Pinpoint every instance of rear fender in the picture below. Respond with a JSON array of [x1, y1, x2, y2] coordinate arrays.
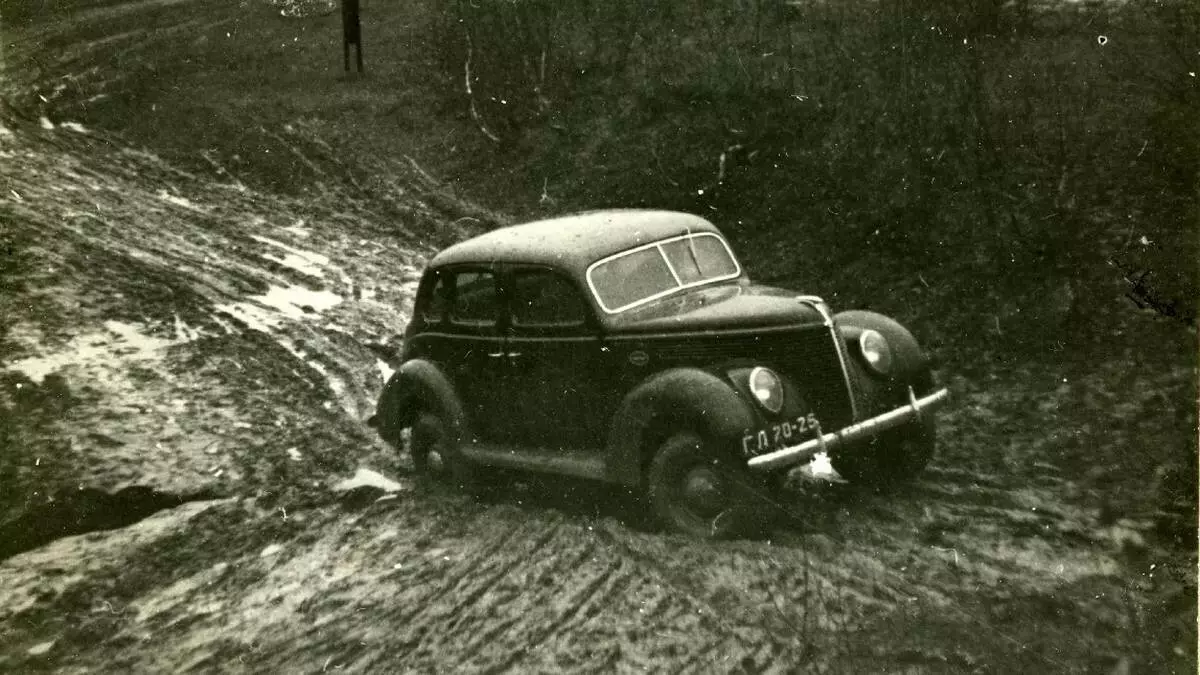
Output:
[[375, 359, 469, 446], [604, 368, 758, 487]]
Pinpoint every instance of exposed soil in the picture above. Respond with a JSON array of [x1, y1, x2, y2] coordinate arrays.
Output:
[[0, 1, 1195, 673]]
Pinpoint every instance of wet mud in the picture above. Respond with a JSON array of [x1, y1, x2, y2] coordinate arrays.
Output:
[[0, 2, 1195, 672]]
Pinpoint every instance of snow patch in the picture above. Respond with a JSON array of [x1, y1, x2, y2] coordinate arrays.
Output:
[[377, 359, 395, 384], [5, 320, 197, 384], [255, 284, 342, 319], [217, 284, 343, 331], [796, 452, 845, 483], [262, 252, 325, 277], [332, 468, 404, 494], [156, 190, 203, 211], [38, 116, 55, 130], [61, 122, 89, 134], [283, 220, 311, 238], [302, 357, 346, 399], [172, 314, 204, 342], [214, 300, 282, 333], [250, 234, 330, 277]]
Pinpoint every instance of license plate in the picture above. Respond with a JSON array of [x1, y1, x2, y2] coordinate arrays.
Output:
[[741, 413, 819, 457]]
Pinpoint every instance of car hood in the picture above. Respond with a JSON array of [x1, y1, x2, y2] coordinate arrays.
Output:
[[605, 283, 827, 333]]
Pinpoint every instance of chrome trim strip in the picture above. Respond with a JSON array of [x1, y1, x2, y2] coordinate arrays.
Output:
[[585, 232, 743, 314], [795, 295, 859, 420], [794, 295, 831, 326], [604, 322, 816, 342], [746, 387, 950, 472]]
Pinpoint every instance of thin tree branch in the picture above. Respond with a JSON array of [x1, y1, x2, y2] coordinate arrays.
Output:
[[464, 32, 501, 144]]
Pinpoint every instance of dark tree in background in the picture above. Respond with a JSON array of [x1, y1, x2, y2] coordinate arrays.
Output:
[[343, 0, 363, 73], [437, 0, 1196, 345]]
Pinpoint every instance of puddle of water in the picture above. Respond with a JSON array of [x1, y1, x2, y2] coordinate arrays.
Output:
[[5, 320, 196, 383]]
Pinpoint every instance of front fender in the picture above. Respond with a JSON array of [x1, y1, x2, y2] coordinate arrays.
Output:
[[835, 310, 932, 388], [375, 359, 469, 446], [604, 368, 758, 487]]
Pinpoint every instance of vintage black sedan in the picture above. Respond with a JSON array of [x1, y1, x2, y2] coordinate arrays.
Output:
[[370, 210, 949, 537]]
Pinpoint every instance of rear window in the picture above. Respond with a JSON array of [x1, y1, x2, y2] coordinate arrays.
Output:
[[586, 233, 741, 313], [450, 271, 498, 326]]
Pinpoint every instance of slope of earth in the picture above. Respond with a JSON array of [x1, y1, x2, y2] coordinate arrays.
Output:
[[0, 1, 1195, 673]]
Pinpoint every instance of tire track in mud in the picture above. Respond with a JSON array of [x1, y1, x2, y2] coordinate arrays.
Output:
[[1, 113, 1177, 672], [0, 105, 485, 563]]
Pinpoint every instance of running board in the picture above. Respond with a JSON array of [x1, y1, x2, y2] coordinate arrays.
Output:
[[460, 444, 609, 482]]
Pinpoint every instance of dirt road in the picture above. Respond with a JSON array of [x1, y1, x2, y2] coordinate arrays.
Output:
[[1, 2, 1194, 672]]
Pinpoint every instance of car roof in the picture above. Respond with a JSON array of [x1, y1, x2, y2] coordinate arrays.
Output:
[[429, 209, 724, 272]]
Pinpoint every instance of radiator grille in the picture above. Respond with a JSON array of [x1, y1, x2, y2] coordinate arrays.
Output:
[[650, 326, 856, 429]]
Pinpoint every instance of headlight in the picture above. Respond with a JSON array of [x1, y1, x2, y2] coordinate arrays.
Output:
[[748, 367, 784, 414], [858, 329, 893, 376]]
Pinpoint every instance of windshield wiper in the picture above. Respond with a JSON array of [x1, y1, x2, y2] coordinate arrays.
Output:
[[685, 229, 706, 278]]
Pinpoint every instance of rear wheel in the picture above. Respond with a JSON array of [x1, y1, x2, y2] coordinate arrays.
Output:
[[647, 432, 763, 539], [831, 417, 935, 487], [410, 410, 476, 490]]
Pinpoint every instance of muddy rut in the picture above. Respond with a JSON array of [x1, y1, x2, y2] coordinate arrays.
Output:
[[1, 3, 1195, 673]]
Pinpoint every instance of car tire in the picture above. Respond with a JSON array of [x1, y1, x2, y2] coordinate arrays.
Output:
[[410, 410, 476, 490], [831, 417, 936, 488], [647, 431, 763, 539]]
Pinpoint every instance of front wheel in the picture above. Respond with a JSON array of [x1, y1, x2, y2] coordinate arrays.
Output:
[[646, 432, 762, 539], [830, 417, 936, 488]]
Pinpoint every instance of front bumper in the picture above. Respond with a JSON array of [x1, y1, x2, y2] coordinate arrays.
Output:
[[746, 386, 950, 472]]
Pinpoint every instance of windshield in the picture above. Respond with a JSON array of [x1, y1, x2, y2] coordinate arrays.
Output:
[[586, 232, 742, 313]]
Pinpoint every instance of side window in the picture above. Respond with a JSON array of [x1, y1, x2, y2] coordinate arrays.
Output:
[[449, 270, 498, 327], [511, 270, 587, 328]]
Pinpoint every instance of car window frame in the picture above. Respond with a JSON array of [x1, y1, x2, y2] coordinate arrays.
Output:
[[503, 264, 596, 337], [584, 232, 743, 314], [415, 268, 450, 328], [419, 264, 503, 335]]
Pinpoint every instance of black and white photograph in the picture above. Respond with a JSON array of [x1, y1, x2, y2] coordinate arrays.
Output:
[[0, 0, 1196, 671]]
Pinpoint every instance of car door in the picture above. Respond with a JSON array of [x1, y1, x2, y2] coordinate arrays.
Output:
[[415, 265, 513, 444], [503, 266, 607, 450]]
